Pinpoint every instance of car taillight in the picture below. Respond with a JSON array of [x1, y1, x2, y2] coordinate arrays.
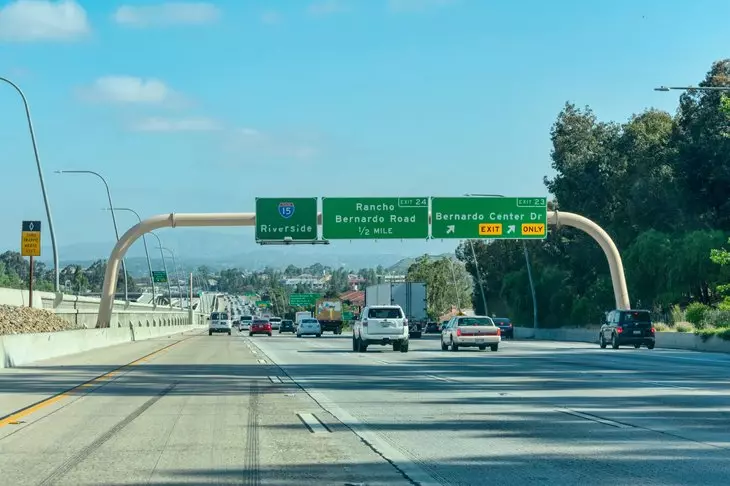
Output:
[[456, 328, 461, 336], [497, 328, 501, 335], [650, 327, 656, 334], [508, 323, 513, 327], [403, 319, 408, 327], [616, 327, 623, 333], [362, 318, 368, 327]]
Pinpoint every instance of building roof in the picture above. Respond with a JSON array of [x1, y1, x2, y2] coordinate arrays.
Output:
[[339, 290, 365, 306]]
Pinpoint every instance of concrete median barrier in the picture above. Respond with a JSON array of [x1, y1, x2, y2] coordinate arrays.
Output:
[[0, 321, 206, 369], [514, 326, 730, 353]]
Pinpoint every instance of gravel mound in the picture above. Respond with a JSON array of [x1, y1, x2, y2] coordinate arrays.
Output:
[[0, 305, 83, 336]]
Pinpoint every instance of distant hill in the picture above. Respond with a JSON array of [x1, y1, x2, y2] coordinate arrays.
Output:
[[386, 253, 455, 274]]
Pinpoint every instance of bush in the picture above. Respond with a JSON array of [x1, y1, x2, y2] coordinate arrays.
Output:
[[670, 304, 684, 325], [654, 322, 672, 332], [685, 302, 710, 327], [695, 327, 730, 341], [718, 298, 730, 312], [702, 309, 730, 328], [676, 323, 693, 333]]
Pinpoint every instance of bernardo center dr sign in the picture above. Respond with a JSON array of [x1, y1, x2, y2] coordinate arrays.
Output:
[[430, 197, 548, 239]]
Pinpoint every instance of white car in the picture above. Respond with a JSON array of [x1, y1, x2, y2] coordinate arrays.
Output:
[[297, 318, 322, 338], [441, 315, 501, 351], [209, 312, 232, 336], [352, 305, 409, 353], [269, 317, 282, 330], [239, 315, 253, 332]]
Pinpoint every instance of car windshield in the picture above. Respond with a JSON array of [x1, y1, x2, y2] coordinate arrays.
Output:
[[282, 320, 292, 325], [253, 320, 267, 325], [211, 313, 228, 320], [457, 317, 495, 326], [242, 316, 252, 321], [301, 319, 318, 324], [368, 308, 403, 319], [270, 317, 282, 322]]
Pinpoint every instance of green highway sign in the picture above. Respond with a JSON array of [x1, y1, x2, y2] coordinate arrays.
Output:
[[431, 197, 548, 239], [255, 197, 318, 242], [255, 300, 271, 308], [322, 197, 429, 239], [343, 311, 355, 321], [289, 293, 321, 306], [152, 271, 168, 283]]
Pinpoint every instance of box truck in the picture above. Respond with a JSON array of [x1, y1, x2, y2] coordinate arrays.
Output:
[[364, 283, 427, 338], [315, 299, 344, 334]]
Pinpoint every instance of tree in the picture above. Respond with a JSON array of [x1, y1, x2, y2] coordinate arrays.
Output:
[[406, 255, 472, 320]]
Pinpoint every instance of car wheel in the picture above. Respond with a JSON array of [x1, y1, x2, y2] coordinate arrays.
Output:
[[400, 341, 409, 353], [490, 343, 499, 352], [228, 331, 231, 336], [634, 343, 641, 349], [599, 333, 607, 348], [478, 345, 486, 351], [450, 339, 458, 352], [297, 334, 302, 338], [316, 333, 321, 338], [612, 334, 620, 349], [393, 341, 402, 352], [441, 340, 448, 351], [268, 332, 272, 337], [209, 331, 212, 336], [647, 342, 655, 349], [358, 337, 368, 352], [352, 337, 358, 351], [249, 332, 253, 337]]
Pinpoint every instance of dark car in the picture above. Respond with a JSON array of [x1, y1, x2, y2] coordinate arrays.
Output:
[[493, 318, 514, 339], [600, 309, 655, 349], [425, 321, 440, 334], [250, 319, 272, 337], [279, 319, 295, 334]]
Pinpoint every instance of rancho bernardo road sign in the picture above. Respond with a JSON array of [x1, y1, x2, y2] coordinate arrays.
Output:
[[321, 197, 429, 239]]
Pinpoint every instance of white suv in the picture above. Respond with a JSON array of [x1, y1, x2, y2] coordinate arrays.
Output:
[[352, 305, 409, 353]]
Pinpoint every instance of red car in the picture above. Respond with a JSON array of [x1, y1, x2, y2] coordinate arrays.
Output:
[[250, 319, 272, 337]]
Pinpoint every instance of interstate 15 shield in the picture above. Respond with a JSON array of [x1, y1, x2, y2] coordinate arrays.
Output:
[[278, 202, 295, 219]]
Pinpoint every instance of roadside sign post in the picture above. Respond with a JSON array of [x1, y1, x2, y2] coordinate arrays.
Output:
[[255, 198, 318, 242], [21, 221, 41, 308], [322, 197, 429, 239], [430, 197, 548, 239]]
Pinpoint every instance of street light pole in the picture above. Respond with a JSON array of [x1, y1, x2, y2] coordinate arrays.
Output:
[[159, 246, 184, 310], [105, 207, 156, 306], [148, 232, 173, 308], [1, 76, 60, 291], [464, 193, 539, 328], [56, 170, 129, 302]]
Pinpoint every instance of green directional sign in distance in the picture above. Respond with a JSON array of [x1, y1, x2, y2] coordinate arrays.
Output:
[[289, 293, 321, 306], [255, 197, 318, 242], [431, 197, 548, 239], [322, 197, 429, 239], [343, 311, 355, 321], [152, 271, 168, 283], [255, 300, 271, 308]]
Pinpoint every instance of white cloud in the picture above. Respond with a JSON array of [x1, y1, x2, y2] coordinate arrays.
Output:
[[226, 127, 321, 160], [308, 0, 349, 16], [260, 10, 282, 25], [131, 116, 222, 132], [81, 76, 173, 104], [113, 2, 220, 27], [387, 0, 456, 13], [0, 0, 90, 42]]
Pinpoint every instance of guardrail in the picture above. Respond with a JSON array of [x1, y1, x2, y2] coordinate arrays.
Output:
[[0, 287, 210, 329], [514, 327, 730, 354]]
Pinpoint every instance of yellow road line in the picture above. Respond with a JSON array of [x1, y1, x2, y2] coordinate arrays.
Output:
[[0, 337, 187, 428]]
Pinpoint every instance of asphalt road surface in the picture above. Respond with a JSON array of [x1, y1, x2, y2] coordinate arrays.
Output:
[[2, 330, 730, 485]]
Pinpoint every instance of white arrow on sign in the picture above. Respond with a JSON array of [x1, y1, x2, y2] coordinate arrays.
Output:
[[446, 225, 455, 234], [508, 225, 516, 234]]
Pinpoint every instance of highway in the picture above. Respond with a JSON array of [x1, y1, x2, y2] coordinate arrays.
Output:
[[1, 332, 730, 485]]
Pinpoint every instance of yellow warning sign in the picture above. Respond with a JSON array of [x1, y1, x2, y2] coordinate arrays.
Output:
[[478, 223, 502, 236], [21, 231, 41, 257], [521, 223, 545, 236]]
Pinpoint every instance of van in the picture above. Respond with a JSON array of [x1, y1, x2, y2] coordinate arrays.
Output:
[[209, 312, 232, 336]]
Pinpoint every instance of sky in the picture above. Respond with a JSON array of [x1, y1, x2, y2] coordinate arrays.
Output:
[[1, 0, 730, 263]]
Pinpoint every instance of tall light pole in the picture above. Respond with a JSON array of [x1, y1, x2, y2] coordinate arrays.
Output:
[[55, 170, 129, 301], [464, 193, 539, 328], [1, 76, 60, 291], [158, 246, 184, 310], [105, 207, 156, 306], [148, 232, 173, 308]]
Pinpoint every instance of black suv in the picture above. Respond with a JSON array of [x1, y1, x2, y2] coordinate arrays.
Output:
[[600, 309, 655, 349], [279, 319, 296, 334]]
